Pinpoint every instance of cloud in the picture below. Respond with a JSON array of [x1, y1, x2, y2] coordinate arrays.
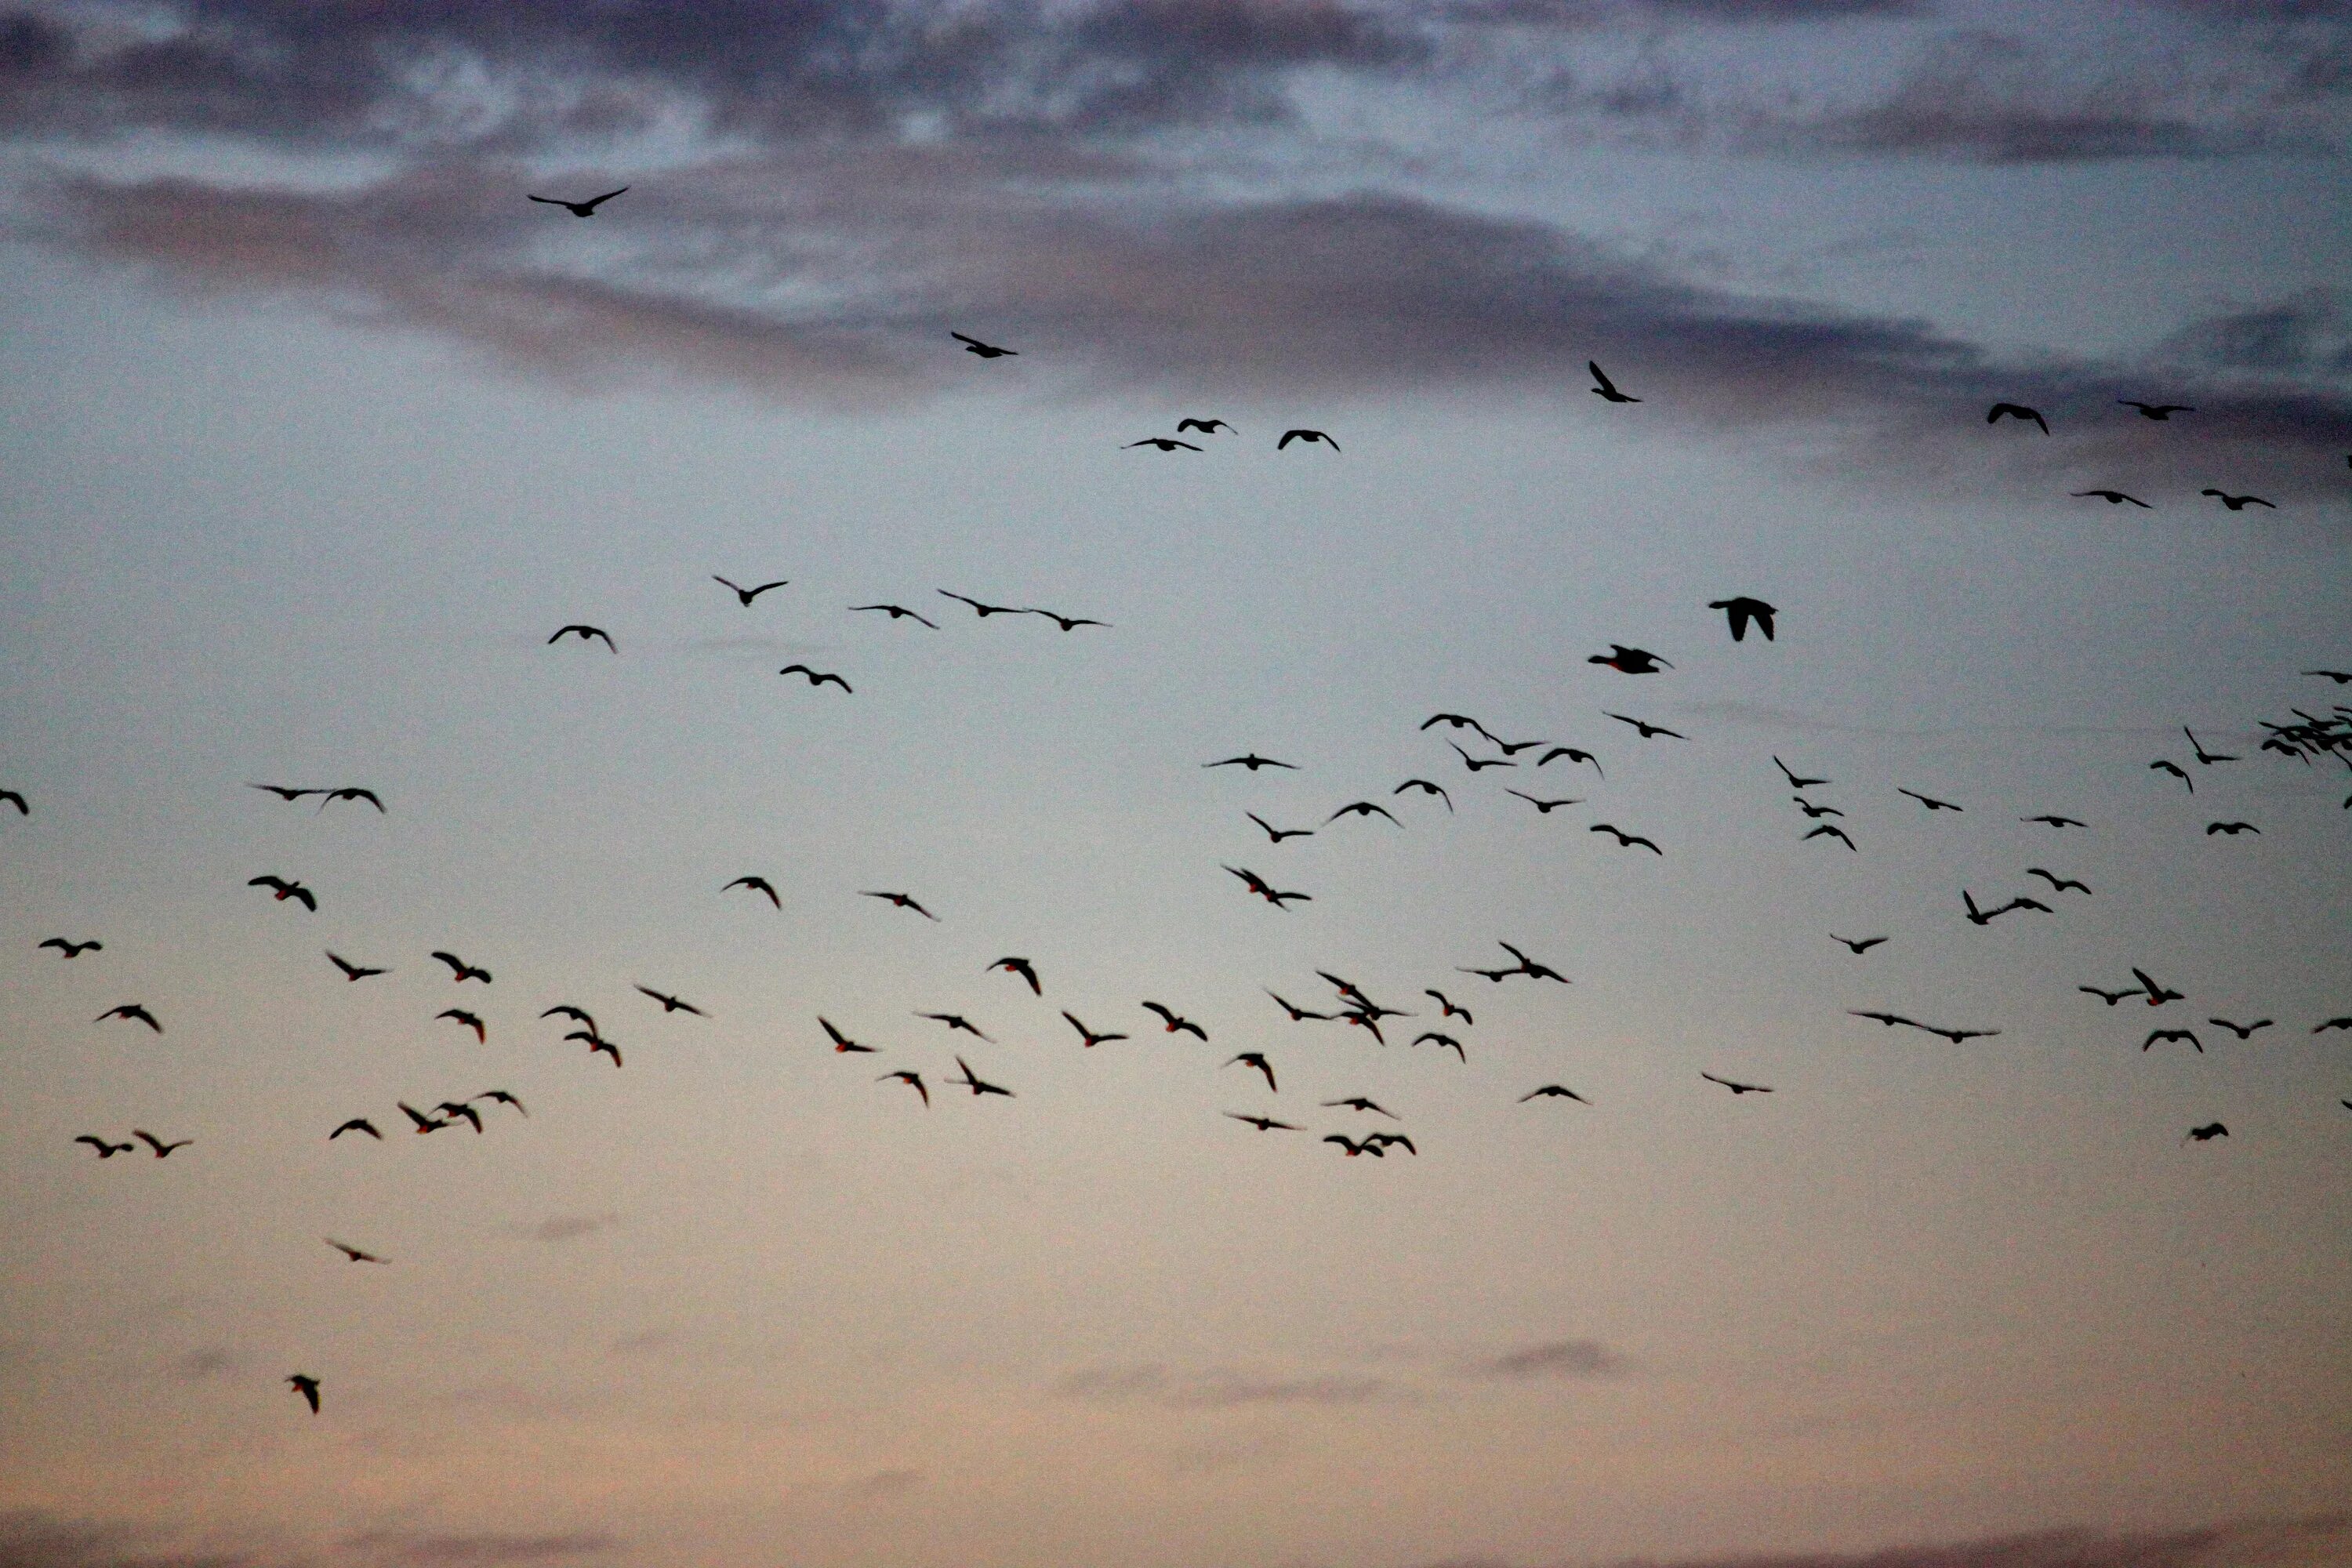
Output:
[[339, 1533, 612, 1567], [169, 1346, 236, 1381], [0, 1513, 272, 1568], [841, 1468, 923, 1499], [1440, 1512, 2352, 1568], [1055, 1362, 1401, 1407], [1463, 1338, 1628, 1380], [510, 1212, 619, 1243]]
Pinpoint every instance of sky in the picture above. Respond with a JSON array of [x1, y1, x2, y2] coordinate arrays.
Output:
[[2, 2, 2350, 1566]]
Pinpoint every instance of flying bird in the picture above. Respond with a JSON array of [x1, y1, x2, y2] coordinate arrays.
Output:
[[1142, 1003, 1207, 1040], [1506, 788, 1584, 814], [1226, 1053, 1277, 1091], [778, 665, 852, 691], [1412, 1031, 1466, 1062], [1962, 890, 2050, 924], [713, 575, 789, 605], [1227, 1112, 1298, 1131], [1805, 823, 1857, 850], [248, 784, 318, 801], [96, 1004, 161, 1033], [1176, 419, 1236, 435], [946, 1056, 1014, 1097], [1775, 757, 1828, 789], [74, 1135, 135, 1158], [1125, 437, 1201, 452], [1448, 741, 1515, 772], [917, 1011, 990, 1041], [2118, 400, 2192, 419], [2207, 1018, 2271, 1040], [726, 875, 781, 909], [248, 875, 317, 910], [1323, 1097, 1399, 1119], [819, 1018, 875, 1054], [1987, 401, 2048, 433], [397, 1102, 448, 1133], [431, 951, 491, 983], [477, 1090, 527, 1117], [1495, 940, 1570, 984], [1794, 799, 1844, 818], [1830, 935, 1888, 954], [2026, 869, 2090, 895], [1425, 989, 1472, 1024], [2183, 1123, 2229, 1142], [1266, 990, 1334, 1022], [1588, 823, 1661, 854], [1589, 645, 1670, 674], [635, 985, 707, 1017], [1534, 746, 1602, 776], [1924, 1025, 2001, 1044], [580, 1035, 622, 1067], [1587, 361, 1639, 403], [313, 786, 384, 814], [327, 952, 387, 981], [547, 624, 616, 652], [2070, 489, 2150, 507], [40, 938, 102, 957], [1062, 1011, 1128, 1049], [437, 1009, 486, 1043], [1896, 789, 1962, 812], [2183, 728, 2238, 764], [851, 603, 939, 627], [1326, 800, 1401, 826], [324, 1238, 388, 1265], [1849, 1010, 1922, 1029], [1709, 597, 1777, 642], [1519, 1083, 1590, 1105], [989, 956, 1041, 994], [2132, 969, 2185, 1006], [2022, 814, 2086, 828], [132, 1130, 191, 1156], [877, 1070, 929, 1105], [1247, 811, 1316, 842], [2149, 759, 2193, 791], [2205, 821, 2260, 837], [286, 1374, 321, 1414], [2144, 1029, 2204, 1053], [1323, 1134, 1385, 1157], [0, 786, 25, 815], [1364, 1131, 1417, 1156], [860, 890, 938, 920], [1700, 1073, 1773, 1094], [2201, 489, 2274, 510], [2313, 1018, 2352, 1034], [1606, 713, 1684, 740], [2303, 670, 2352, 684], [540, 1004, 597, 1028], [329, 1118, 382, 1141], [1276, 429, 1339, 451], [1421, 713, 1497, 739], [951, 331, 1017, 358], [1394, 778, 1453, 811], [1225, 865, 1311, 909], [1026, 608, 1109, 631], [1204, 753, 1298, 771], [936, 590, 1025, 618], [528, 187, 626, 216]]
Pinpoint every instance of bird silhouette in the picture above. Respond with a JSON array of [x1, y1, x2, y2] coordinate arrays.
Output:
[[1987, 402, 2048, 433], [0, 786, 25, 815], [2201, 489, 2274, 510], [314, 786, 385, 813], [2132, 969, 2185, 1005], [434, 1100, 483, 1134], [1805, 823, 1858, 850], [1589, 645, 1670, 674], [540, 1004, 597, 1028], [1027, 608, 1110, 631], [327, 952, 387, 981], [1142, 1003, 1207, 1040], [1125, 437, 1201, 452], [1412, 1031, 1466, 1062], [1227, 1112, 1299, 1131], [946, 1056, 1014, 1097], [1588, 361, 1639, 404], [1326, 800, 1401, 826], [1962, 890, 2049, 924], [397, 1102, 448, 1133], [635, 984, 707, 1017], [2118, 400, 2192, 419], [1062, 1011, 1128, 1049], [2312, 1018, 2352, 1034], [1506, 789, 1584, 814], [249, 875, 318, 910], [1276, 429, 1339, 451], [1535, 746, 1602, 776], [2149, 759, 2194, 791], [1225, 865, 1311, 909], [1205, 754, 1298, 771], [713, 575, 789, 605], [1323, 1134, 1385, 1157], [548, 624, 616, 652], [2304, 670, 2352, 684], [1794, 799, 1844, 818], [952, 331, 1016, 358], [917, 1011, 990, 1041], [1394, 778, 1453, 811], [1923, 1024, 2000, 1044], [2183, 1123, 2228, 1142], [1323, 1097, 1398, 1119], [1519, 1083, 1590, 1105], [2071, 489, 2150, 507], [96, 1004, 162, 1033], [1266, 990, 1334, 1022], [132, 1130, 191, 1156], [1849, 1010, 1923, 1029], [2207, 1018, 2271, 1040], [1700, 1073, 1773, 1094], [819, 1018, 875, 1054], [1425, 989, 1472, 1024], [2183, 728, 2238, 765], [329, 1118, 381, 1140], [1176, 419, 1236, 435], [1896, 789, 1962, 812], [431, 951, 492, 983], [528, 187, 626, 216], [286, 1374, 321, 1413], [936, 590, 1025, 617], [579, 1034, 623, 1067], [1247, 811, 1316, 842], [1588, 823, 1662, 854], [1422, 713, 1497, 739], [1606, 713, 1684, 740], [74, 1135, 135, 1158], [1226, 1053, 1277, 1091], [778, 664, 852, 691], [1709, 597, 1777, 642], [2026, 869, 2091, 895], [477, 1090, 526, 1117], [1831, 935, 1888, 953], [2205, 821, 2260, 837], [851, 603, 939, 627], [40, 938, 103, 957], [1497, 941, 1570, 984], [1447, 741, 1515, 772], [324, 1238, 388, 1265], [1365, 1131, 1417, 1155], [860, 890, 938, 920], [2144, 1029, 2204, 1053], [989, 956, 1041, 994], [2022, 814, 2086, 828], [726, 875, 781, 909], [437, 1009, 486, 1043], [248, 783, 318, 802], [877, 1070, 929, 1106], [1775, 757, 1829, 789]]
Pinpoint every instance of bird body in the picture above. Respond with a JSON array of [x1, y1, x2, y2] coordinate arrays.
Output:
[[132, 1130, 191, 1156], [1709, 597, 1777, 642], [635, 984, 708, 1017], [919, 1011, 991, 1041], [1276, 429, 1338, 451], [851, 603, 939, 627], [1606, 713, 1683, 740], [713, 575, 788, 605], [819, 1018, 875, 1054], [1588, 823, 1662, 854], [2184, 1123, 2228, 1142], [2144, 1029, 2203, 1053], [1831, 935, 1888, 953], [329, 1118, 381, 1141], [952, 331, 1016, 358], [548, 624, 616, 652], [1205, 754, 1297, 771], [2119, 400, 2191, 419], [2201, 489, 2274, 510], [327, 951, 387, 980], [325, 1238, 388, 1265], [1589, 645, 1670, 674], [1987, 401, 2049, 433], [1897, 788, 1962, 812], [437, 1009, 486, 1043], [249, 875, 318, 910], [778, 664, 852, 691], [1142, 1003, 1207, 1040], [74, 1134, 135, 1157], [1126, 437, 1202, 452], [286, 1374, 321, 1413], [860, 890, 938, 920], [1519, 1083, 1589, 1105], [948, 1056, 1013, 1097], [2071, 489, 2150, 507], [431, 951, 491, 983], [726, 875, 782, 909], [1227, 1053, 1277, 1091], [1225, 865, 1310, 908], [1227, 1112, 1298, 1131], [97, 1004, 162, 1033], [1805, 823, 1857, 850], [989, 956, 1041, 994], [1588, 361, 1639, 403], [878, 1071, 929, 1105], [314, 786, 384, 812], [1247, 811, 1315, 842], [1062, 1011, 1127, 1049], [1700, 1072, 1772, 1094]]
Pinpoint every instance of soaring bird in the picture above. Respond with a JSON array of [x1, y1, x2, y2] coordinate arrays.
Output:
[[2144, 1029, 2203, 1053], [1276, 429, 1339, 451], [1226, 1053, 1277, 1091], [2026, 869, 2091, 895], [437, 1009, 486, 1043], [860, 890, 938, 920], [329, 1118, 382, 1141], [1412, 1031, 1466, 1062], [1204, 754, 1298, 771], [1849, 1010, 1922, 1029], [397, 1102, 448, 1133], [2022, 814, 2087, 828], [878, 1070, 929, 1105], [1227, 1112, 1299, 1131], [2149, 759, 2194, 791], [1588, 361, 1639, 404], [1987, 402, 2048, 433], [2313, 1018, 2352, 1034], [1126, 437, 1201, 452], [249, 783, 318, 801], [635, 985, 707, 1017], [314, 786, 384, 813], [946, 1056, 1013, 1097], [324, 1238, 388, 1265], [1962, 890, 2050, 925], [2303, 669, 2352, 684], [477, 1090, 527, 1117], [1535, 746, 1602, 776], [580, 1035, 623, 1067], [74, 1135, 135, 1158], [1323, 1097, 1399, 1119], [2132, 969, 2185, 1006], [1425, 989, 1472, 1024], [726, 875, 782, 909], [2183, 1123, 2228, 1142], [1831, 935, 1888, 953], [1336, 1009, 1388, 1045], [540, 1004, 597, 1028], [1326, 800, 1401, 826], [327, 952, 387, 980], [431, 951, 492, 983], [1589, 645, 1670, 674], [2183, 728, 2239, 765], [1606, 713, 1684, 740], [1323, 1134, 1385, 1157], [2205, 821, 2260, 837], [1448, 741, 1516, 772], [713, 575, 789, 605], [819, 1018, 875, 1054], [1709, 597, 1777, 642], [1805, 823, 1857, 850], [1062, 1011, 1128, 1049], [528, 187, 626, 216], [1931, 1025, 2003, 1044], [2070, 489, 2150, 507], [1394, 778, 1453, 811], [1266, 990, 1334, 1022], [1225, 865, 1311, 909], [918, 1011, 990, 1041], [989, 956, 1041, 994], [1775, 757, 1828, 789], [248, 875, 318, 910], [1588, 823, 1662, 854], [952, 331, 1017, 358], [436, 1100, 485, 1133], [1506, 789, 1584, 814], [851, 603, 939, 627], [1896, 788, 1962, 812], [2118, 400, 2192, 419], [2207, 1018, 2272, 1040], [1794, 799, 1844, 818], [96, 1004, 161, 1033], [1364, 1131, 1417, 1156], [548, 624, 616, 652], [1422, 713, 1497, 739], [1026, 608, 1109, 631], [778, 665, 852, 691], [2201, 489, 2274, 510], [132, 1130, 191, 1156], [937, 590, 1025, 618], [286, 1374, 321, 1413], [1142, 1003, 1207, 1040], [1177, 419, 1236, 435], [1700, 1072, 1773, 1094], [1519, 1084, 1590, 1105], [40, 938, 102, 957], [1247, 811, 1316, 843]]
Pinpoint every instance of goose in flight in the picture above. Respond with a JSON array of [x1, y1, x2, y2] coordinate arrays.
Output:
[[0, 786, 24, 815], [1606, 713, 1683, 740], [1497, 940, 1571, 984], [528, 187, 627, 216], [2183, 728, 2238, 765], [2303, 669, 2352, 684], [2201, 489, 2274, 510], [477, 1090, 526, 1117], [1226, 1053, 1277, 1091], [635, 984, 707, 1016], [1412, 1031, 1466, 1061], [1589, 645, 1670, 674], [1206, 753, 1298, 771], [1896, 789, 1962, 812], [2205, 821, 2259, 836], [1142, 1003, 1207, 1040], [877, 1070, 929, 1105], [2183, 1122, 2228, 1142], [2206, 1017, 2271, 1040], [1708, 597, 1777, 642], [1062, 1011, 1128, 1049], [327, 952, 387, 981], [989, 956, 1040, 994], [286, 1374, 321, 1413], [249, 783, 318, 801], [1794, 799, 1843, 818], [1326, 800, 1401, 826], [1519, 1083, 1590, 1105], [329, 1118, 381, 1141], [1323, 1134, 1385, 1157], [2071, 489, 2150, 507], [437, 1009, 486, 1043], [1805, 823, 1857, 850], [1830, 935, 1888, 953], [1025, 608, 1109, 631], [1961, 890, 2049, 925], [937, 590, 1025, 618], [726, 875, 781, 909], [1421, 713, 1497, 740], [314, 786, 384, 813], [1226, 1112, 1298, 1131], [548, 624, 616, 652], [1177, 418, 1236, 435], [1323, 1097, 1398, 1119], [2312, 1017, 2352, 1034], [133, 1130, 192, 1156], [1506, 789, 1583, 814], [1247, 811, 1316, 842], [1266, 990, 1334, 1022], [1849, 1009, 1922, 1029], [851, 603, 938, 627], [1448, 741, 1516, 772], [1425, 989, 1472, 1024], [324, 1238, 388, 1265], [860, 890, 938, 920], [819, 1018, 875, 1054], [431, 950, 492, 983], [74, 1135, 136, 1158], [2144, 1028, 2203, 1053], [249, 875, 318, 910], [778, 665, 851, 691], [1125, 437, 1201, 452], [1987, 402, 2048, 433], [540, 1004, 597, 1027], [952, 331, 1017, 358], [2025, 869, 2090, 895], [2022, 814, 2086, 828], [2149, 759, 2194, 791], [713, 575, 788, 605], [1225, 865, 1311, 909], [2118, 400, 2192, 419], [1535, 746, 1602, 775], [1588, 823, 1661, 854], [1588, 361, 1639, 404], [1700, 1072, 1772, 1094], [2132, 968, 2185, 1006], [1276, 429, 1339, 451], [918, 1011, 990, 1041], [96, 1004, 162, 1033], [1924, 1024, 1999, 1044], [1394, 778, 1453, 811], [946, 1056, 1014, 1097], [1775, 757, 1828, 789], [40, 938, 102, 957]]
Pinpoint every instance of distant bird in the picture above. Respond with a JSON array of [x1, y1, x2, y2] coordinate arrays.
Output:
[[477, 1090, 526, 1117], [635, 984, 707, 1017], [1323, 1097, 1398, 1119], [1062, 1011, 1128, 1049], [819, 1018, 874, 1054], [2144, 1028, 2203, 1053], [1928, 1026, 2001, 1046], [1448, 741, 1516, 772], [324, 1238, 387, 1265], [1412, 1031, 1466, 1062], [1831, 935, 1888, 954], [581, 1035, 622, 1067], [1588, 823, 1662, 854], [917, 1011, 990, 1041], [437, 1009, 486, 1043], [1177, 419, 1236, 435], [1794, 799, 1844, 818], [1805, 823, 1857, 851], [1519, 1084, 1590, 1105], [1026, 608, 1109, 631], [1125, 437, 1202, 452], [2205, 821, 2260, 837], [778, 665, 852, 691], [528, 187, 626, 216], [540, 1004, 597, 1028], [397, 1102, 448, 1133], [1535, 746, 1602, 776], [2070, 489, 2150, 507], [327, 952, 387, 981], [132, 1130, 191, 1157], [2314, 1018, 2352, 1034], [440, 1101, 484, 1132], [2207, 1018, 2272, 1040], [2026, 869, 2090, 895], [1276, 429, 1339, 451], [1421, 713, 1497, 739], [1226, 1112, 1298, 1131], [40, 938, 102, 957], [860, 890, 938, 920], [726, 875, 781, 909], [248, 783, 317, 802], [314, 786, 385, 813], [1266, 990, 1334, 1022], [286, 1374, 321, 1413], [1247, 811, 1316, 843], [1365, 1131, 1417, 1156], [1225, 865, 1311, 909], [1205, 754, 1298, 771], [2201, 489, 2274, 510], [937, 590, 1025, 618], [1142, 1003, 1207, 1040], [1323, 1134, 1384, 1157], [1425, 989, 1472, 1024], [713, 575, 789, 605], [2184, 728, 2238, 765], [2149, 760, 2194, 791], [96, 1004, 161, 1033], [1394, 779, 1453, 811], [2132, 969, 2185, 1006], [431, 951, 491, 984], [877, 1071, 929, 1106], [1606, 713, 1684, 740], [2183, 1123, 2228, 1142], [1709, 597, 1777, 642], [989, 956, 1041, 995], [1700, 1073, 1772, 1094], [946, 1056, 1013, 1097], [1506, 789, 1583, 814], [1775, 757, 1828, 789], [2303, 670, 2352, 684], [548, 624, 616, 652], [2079, 985, 2140, 1005], [1326, 800, 1401, 826], [1587, 361, 1639, 404], [2118, 400, 2192, 419], [851, 603, 939, 627], [2022, 814, 2086, 828], [248, 875, 317, 911], [1588, 645, 1670, 674], [74, 1135, 135, 1158], [329, 1118, 381, 1141], [1962, 890, 2049, 925], [1849, 1010, 1923, 1029], [951, 331, 1016, 358], [1336, 1010, 1388, 1045], [1987, 402, 2048, 433], [1226, 1053, 1277, 1091], [1896, 788, 1962, 812], [0, 786, 24, 815]]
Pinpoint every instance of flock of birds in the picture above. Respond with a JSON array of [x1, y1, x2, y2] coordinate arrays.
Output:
[[14, 182, 2352, 1422]]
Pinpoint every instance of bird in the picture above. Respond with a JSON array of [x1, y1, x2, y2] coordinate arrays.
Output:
[[1805, 823, 1857, 850], [1323, 1097, 1399, 1119], [1142, 1003, 1207, 1040], [1336, 1010, 1388, 1045], [951, 331, 1016, 358], [581, 1036, 622, 1067], [2205, 821, 2260, 837], [2025, 869, 2091, 895], [851, 603, 939, 628], [1421, 713, 1497, 739], [248, 783, 318, 801], [877, 1070, 929, 1105], [528, 187, 626, 216], [635, 985, 707, 1017], [860, 890, 938, 920], [1425, 989, 1472, 1025], [1226, 1053, 1277, 1091], [96, 1004, 161, 1033], [1276, 429, 1339, 451], [39, 938, 102, 957], [778, 665, 852, 691], [1709, 597, 1777, 642], [1246, 811, 1316, 843], [2079, 985, 2140, 1005], [248, 875, 317, 910], [1588, 823, 1662, 854], [1534, 746, 1602, 776], [1831, 935, 1888, 954], [713, 575, 789, 605], [946, 1056, 1013, 1097], [2070, 489, 2150, 507], [132, 1130, 191, 1157], [1394, 778, 1453, 811], [2207, 1018, 2272, 1040], [2022, 814, 2086, 828], [917, 1011, 990, 1041], [548, 624, 616, 652], [2183, 1123, 2229, 1142], [1266, 990, 1334, 1022], [1587, 361, 1639, 403], [540, 1004, 597, 1027], [1987, 401, 2048, 433], [1962, 890, 2050, 925], [1176, 418, 1236, 435], [1125, 437, 1202, 452], [1519, 1084, 1590, 1105], [726, 875, 781, 909], [2132, 969, 2185, 1005], [1849, 1010, 1923, 1029], [329, 1118, 382, 1141], [2184, 728, 2239, 765], [431, 951, 491, 983], [1606, 713, 1684, 740], [1924, 1025, 2001, 1044], [1026, 608, 1109, 631], [1365, 1131, 1417, 1156], [2118, 400, 2192, 419], [1776, 757, 1829, 789], [1448, 741, 1516, 772], [326, 952, 387, 980], [285, 1374, 321, 1413], [437, 1009, 486, 1043], [2304, 670, 2352, 684], [1896, 789, 1962, 812], [989, 956, 1041, 994], [1495, 941, 1571, 984], [1794, 799, 1844, 818], [1204, 754, 1297, 771], [313, 786, 384, 813], [477, 1090, 527, 1117], [1225, 865, 1311, 909], [1062, 1011, 1128, 1049], [1589, 645, 1670, 674], [397, 1102, 448, 1134], [1505, 789, 1583, 814], [819, 1018, 875, 1054], [2144, 1029, 2204, 1053], [2201, 489, 2274, 510], [324, 1239, 388, 1265], [74, 1135, 135, 1158], [937, 590, 1025, 618], [2149, 759, 2194, 791], [1226, 1112, 1298, 1131], [1700, 1073, 1773, 1094], [1323, 1134, 1385, 1157], [2313, 1018, 2352, 1034], [1412, 1032, 1466, 1062], [1326, 800, 1401, 826]]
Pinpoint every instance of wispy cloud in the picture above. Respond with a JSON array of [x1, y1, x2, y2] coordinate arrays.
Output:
[[1460, 1338, 1628, 1380], [510, 1212, 619, 1243], [340, 1531, 612, 1567], [1056, 1362, 1403, 1407]]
